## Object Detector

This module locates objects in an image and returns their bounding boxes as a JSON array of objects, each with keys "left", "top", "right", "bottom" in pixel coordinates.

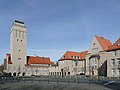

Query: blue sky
[{"left": 0, "top": 0, "right": 120, "bottom": 64}]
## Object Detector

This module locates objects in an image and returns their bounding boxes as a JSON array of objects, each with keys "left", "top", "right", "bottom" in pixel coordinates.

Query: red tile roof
[
  {"left": 27, "top": 56, "right": 53, "bottom": 65},
  {"left": 107, "top": 38, "right": 120, "bottom": 51},
  {"left": 6, "top": 54, "right": 12, "bottom": 64},
  {"left": 80, "top": 51, "right": 88, "bottom": 60},
  {"left": 59, "top": 51, "right": 87, "bottom": 61},
  {"left": 6, "top": 54, "right": 52, "bottom": 65},
  {"left": 95, "top": 35, "right": 112, "bottom": 50}
]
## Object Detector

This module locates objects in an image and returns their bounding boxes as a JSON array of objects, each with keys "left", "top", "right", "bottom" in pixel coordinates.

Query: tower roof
[{"left": 14, "top": 20, "right": 24, "bottom": 24}]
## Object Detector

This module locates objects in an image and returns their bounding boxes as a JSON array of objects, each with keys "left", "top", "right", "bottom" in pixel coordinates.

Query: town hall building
[{"left": 4, "top": 20, "right": 120, "bottom": 78}]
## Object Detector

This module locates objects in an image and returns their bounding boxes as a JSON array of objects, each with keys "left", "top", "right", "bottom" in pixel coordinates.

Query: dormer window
[
  {"left": 77, "top": 56, "right": 80, "bottom": 59},
  {"left": 74, "top": 56, "right": 76, "bottom": 59},
  {"left": 62, "top": 56, "right": 65, "bottom": 59},
  {"left": 71, "top": 56, "right": 74, "bottom": 59},
  {"left": 118, "top": 42, "right": 120, "bottom": 46}
]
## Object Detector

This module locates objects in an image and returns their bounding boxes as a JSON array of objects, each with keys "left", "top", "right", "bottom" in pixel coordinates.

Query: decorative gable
[
  {"left": 88, "top": 36, "right": 103, "bottom": 54},
  {"left": 88, "top": 35, "right": 112, "bottom": 54}
]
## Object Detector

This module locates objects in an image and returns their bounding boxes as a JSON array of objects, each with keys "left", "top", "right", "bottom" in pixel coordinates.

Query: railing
[
  {"left": 0, "top": 76, "right": 93, "bottom": 85},
  {"left": 0, "top": 75, "right": 120, "bottom": 84}
]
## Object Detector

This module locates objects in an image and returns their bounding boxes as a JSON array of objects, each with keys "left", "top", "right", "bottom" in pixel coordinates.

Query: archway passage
[
  {"left": 18, "top": 72, "right": 20, "bottom": 76},
  {"left": 8, "top": 72, "right": 12, "bottom": 76},
  {"left": 68, "top": 72, "right": 70, "bottom": 75},
  {"left": 13, "top": 72, "right": 16, "bottom": 76},
  {"left": 22, "top": 72, "right": 25, "bottom": 76}
]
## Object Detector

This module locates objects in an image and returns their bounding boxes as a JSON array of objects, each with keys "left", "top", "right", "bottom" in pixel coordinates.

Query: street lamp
[
  {"left": 97, "top": 55, "right": 100, "bottom": 82},
  {"left": 35, "top": 68, "right": 38, "bottom": 76}
]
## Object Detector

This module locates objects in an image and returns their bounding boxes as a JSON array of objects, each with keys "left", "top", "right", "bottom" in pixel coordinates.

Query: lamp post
[
  {"left": 97, "top": 55, "right": 100, "bottom": 82},
  {"left": 61, "top": 69, "right": 63, "bottom": 77},
  {"left": 35, "top": 68, "right": 38, "bottom": 76}
]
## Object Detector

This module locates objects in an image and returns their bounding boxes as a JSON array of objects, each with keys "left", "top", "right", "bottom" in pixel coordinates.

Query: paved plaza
[{"left": 0, "top": 77, "right": 120, "bottom": 90}]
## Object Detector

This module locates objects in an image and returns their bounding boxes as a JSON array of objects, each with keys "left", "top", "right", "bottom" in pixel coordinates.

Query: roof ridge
[
  {"left": 27, "top": 56, "right": 49, "bottom": 59},
  {"left": 95, "top": 35, "right": 110, "bottom": 41},
  {"left": 66, "top": 51, "right": 80, "bottom": 53}
]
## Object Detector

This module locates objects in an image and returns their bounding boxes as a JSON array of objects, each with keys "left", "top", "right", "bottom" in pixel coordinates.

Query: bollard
[
  {"left": 68, "top": 80, "right": 69, "bottom": 84},
  {"left": 5, "top": 77, "right": 7, "bottom": 82},
  {"left": 31, "top": 79, "right": 33, "bottom": 83},
  {"left": 11, "top": 77, "right": 13, "bottom": 82},
  {"left": 48, "top": 79, "right": 49, "bottom": 84},
  {"left": 89, "top": 80, "right": 91, "bottom": 86},
  {"left": 77, "top": 80, "right": 79, "bottom": 85},
  {"left": 24, "top": 78, "right": 25, "bottom": 83}
]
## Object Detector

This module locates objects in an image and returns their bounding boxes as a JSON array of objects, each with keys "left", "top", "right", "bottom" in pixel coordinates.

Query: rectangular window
[
  {"left": 95, "top": 65, "right": 97, "bottom": 70},
  {"left": 19, "top": 31, "right": 21, "bottom": 38},
  {"left": 16, "top": 30, "right": 17, "bottom": 37},
  {"left": 115, "top": 51, "right": 117, "bottom": 56},
  {"left": 112, "top": 59, "right": 115, "bottom": 65},
  {"left": 118, "top": 59, "right": 120, "bottom": 64},
  {"left": 113, "top": 51, "right": 117, "bottom": 56},
  {"left": 94, "top": 58, "right": 97, "bottom": 64},
  {"left": 22, "top": 32, "right": 24, "bottom": 38}
]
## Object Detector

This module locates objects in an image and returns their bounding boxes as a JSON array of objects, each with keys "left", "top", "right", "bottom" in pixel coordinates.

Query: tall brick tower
[{"left": 10, "top": 20, "right": 26, "bottom": 76}]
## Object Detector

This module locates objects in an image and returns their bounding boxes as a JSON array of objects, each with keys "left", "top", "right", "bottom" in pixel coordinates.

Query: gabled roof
[
  {"left": 107, "top": 38, "right": 120, "bottom": 51},
  {"left": 80, "top": 51, "right": 88, "bottom": 60},
  {"left": 59, "top": 51, "right": 87, "bottom": 61},
  {"left": 95, "top": 35, "right": 112, "bottom": 50},
  {"left": 27, "top": 56, "right": 53, "bottom": 65}
]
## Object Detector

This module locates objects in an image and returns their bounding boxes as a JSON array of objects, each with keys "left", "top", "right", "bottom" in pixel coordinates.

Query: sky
[{"left": 0, "top": 0, "right": 120, "bottom": 64}]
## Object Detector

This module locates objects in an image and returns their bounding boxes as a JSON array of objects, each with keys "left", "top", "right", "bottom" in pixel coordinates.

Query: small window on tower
[
  {"left": 18, "top": 58, "right": 21, "bottom": 60},
  {"left": 93, "top": 43, "right": 95, "bottom": 45},
  {"left": 21, "top": 40, "right": 22, "bottom": 42},
  {"left": 22, "top": 32, "right": 24, "bottom": 38},
  {"left": 19, "top": 31, "right": 21, "bottom": 38},
  {"left": 17, "top": 39, "right": 19, "bottom": 42},
  {"left": 19, "top": 50, "right": 21, "bottom": 52},
  {"left": 16, "top": 30, "right": 17, "bottom": 37}
]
